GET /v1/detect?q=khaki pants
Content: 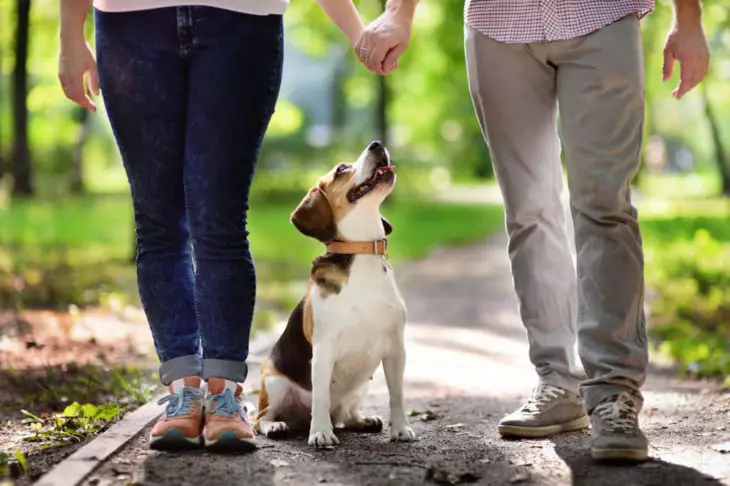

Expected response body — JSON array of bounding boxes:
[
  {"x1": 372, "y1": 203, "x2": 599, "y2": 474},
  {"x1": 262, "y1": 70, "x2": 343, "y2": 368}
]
[{"x1": 465, "y1": 15, "x2": 648, "y2": 413}]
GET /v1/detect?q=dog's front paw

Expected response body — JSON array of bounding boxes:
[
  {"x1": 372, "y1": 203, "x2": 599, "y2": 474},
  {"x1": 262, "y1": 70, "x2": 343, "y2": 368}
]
[
  {"x1": 390, "y1": 423, "x2": 417, "y2": 442},
  {"x1": 262, "y1": 421, "x2": 289, "y2": 439},
  {"x1": 308, "y1": 428, "x2": 340, "y2": 448}
]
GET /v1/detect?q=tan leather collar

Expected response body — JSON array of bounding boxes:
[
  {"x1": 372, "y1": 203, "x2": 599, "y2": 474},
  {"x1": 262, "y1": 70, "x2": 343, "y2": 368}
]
[{"x1": 326, "y1": 239, "x2": 388, "y2": 256}]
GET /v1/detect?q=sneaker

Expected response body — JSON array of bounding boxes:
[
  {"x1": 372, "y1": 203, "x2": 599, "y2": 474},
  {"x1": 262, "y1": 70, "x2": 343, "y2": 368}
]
[
  {"x1": 590, "y1": 392, "x2": 648, "y2": 462},
  {"x1": 498, "y1": 384, "x2": 589, "y2": 438},
  {"x1": 203, "y1": 378, "x2": 257, "y2": 452},
  {"x1": 150, "y1": 376, "x2": 204, "y2": 450}
]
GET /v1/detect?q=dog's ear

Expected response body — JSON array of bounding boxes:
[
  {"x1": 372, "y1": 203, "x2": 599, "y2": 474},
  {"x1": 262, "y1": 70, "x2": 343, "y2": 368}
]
[
  {"x1": 291, "y1": 187, "x2": 336, "y2": 243},
  {"x1": 381, "y1": 215, "x2": 393, "y2": 236}
]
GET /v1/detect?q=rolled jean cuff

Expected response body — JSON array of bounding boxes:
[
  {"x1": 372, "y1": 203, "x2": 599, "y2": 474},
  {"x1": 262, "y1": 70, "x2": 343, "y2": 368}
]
[
  {"x1": 159, "y1": 354, "x2": 202, "y2": 385},
  {"x1": 202, "y1": 359, "x2": 248, "y2": 383}
]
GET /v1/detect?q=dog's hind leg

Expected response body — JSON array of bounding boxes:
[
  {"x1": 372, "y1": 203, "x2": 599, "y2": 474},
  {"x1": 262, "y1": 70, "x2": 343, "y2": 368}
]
[
  {"x1": 256, "y1": 373, "x2": 293, "y2": 439},
  {"x1": 341, "y1": 386, "x2": 383, "y2": 433}
]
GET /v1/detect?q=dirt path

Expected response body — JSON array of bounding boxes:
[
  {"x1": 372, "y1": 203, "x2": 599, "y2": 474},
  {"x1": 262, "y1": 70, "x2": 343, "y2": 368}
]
[{"x1": 81, "y1": 232, "x2": 730, "y2": 486}]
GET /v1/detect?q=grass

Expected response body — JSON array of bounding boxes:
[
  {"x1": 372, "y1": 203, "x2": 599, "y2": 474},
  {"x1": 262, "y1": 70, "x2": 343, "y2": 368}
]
[
  {"x1": 0, "y1": 193, "x2": 504, "y2": 311},
  {"x1": 1, "y1": 363, "x2": 157, "y2": 483},
  {"x1": 20, "y1": 402, "x2": 125, "y2": 450},
  {"x1": 638, "y1": 172, "x2": 730, "y2": 381}
]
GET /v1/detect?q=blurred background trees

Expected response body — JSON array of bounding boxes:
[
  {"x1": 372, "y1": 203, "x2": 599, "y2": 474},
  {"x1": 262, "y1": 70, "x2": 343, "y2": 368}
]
[{"x1": 0, "y1": 0, "x2": 728, "y2": 401}]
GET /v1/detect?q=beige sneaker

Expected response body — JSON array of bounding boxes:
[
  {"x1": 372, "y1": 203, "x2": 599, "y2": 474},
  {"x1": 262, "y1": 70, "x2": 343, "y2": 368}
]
[
  {"x1": 498, "y1": 384, "x2": 589, "y2": 438},
  {"x1": 150, "y1": 376, "x2": 204, "y2": 450},
  {"x1": 203, "y1": 378, "x2": 257, "y2": 452},
  {"x1": 590, "y1": 392, "x2": 648, "y2": 462}
]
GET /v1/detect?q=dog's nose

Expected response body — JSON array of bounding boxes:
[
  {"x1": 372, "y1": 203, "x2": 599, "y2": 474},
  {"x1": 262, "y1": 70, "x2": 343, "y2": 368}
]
[{"x1": 368, "y1": 141, "x2": 382, "y2": 151}]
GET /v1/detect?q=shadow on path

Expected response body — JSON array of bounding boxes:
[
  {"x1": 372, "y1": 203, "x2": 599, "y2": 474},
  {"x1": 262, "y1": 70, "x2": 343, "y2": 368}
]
[
  {"x1": 550, "y1": 433, "x2": 725, "y2": 486},
  {"x1": 119, "y1": 393, "x2": 730, "y2": 486}
]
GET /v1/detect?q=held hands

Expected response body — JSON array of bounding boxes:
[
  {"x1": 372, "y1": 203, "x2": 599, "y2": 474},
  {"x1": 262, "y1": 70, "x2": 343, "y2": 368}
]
[
  {"x1": 58, "y1": 36, "x2": 99, "y2": 112},
  {"x1": 353, "y1": 7, "x2": 413, "y2": 76},
  {"x1": 662, "y1": 16, "x2": 710, "y2": 100}
]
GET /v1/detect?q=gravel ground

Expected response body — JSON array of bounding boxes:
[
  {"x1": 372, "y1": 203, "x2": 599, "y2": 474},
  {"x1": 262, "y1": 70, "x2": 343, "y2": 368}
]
[{"x1": 80, "y1": 234, "x2": 730, "y2": 486}]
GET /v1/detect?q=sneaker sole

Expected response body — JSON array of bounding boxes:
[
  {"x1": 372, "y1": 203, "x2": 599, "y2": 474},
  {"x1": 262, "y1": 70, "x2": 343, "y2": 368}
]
[
  {"x1": 498, "y1": 415, "x2": 590, "y2": 438},
  {"x1": 149, "y1": 429, "x2": 202, "y2": 450},
  {"x1": 205, "y1": 431, "x2": 258, "y2": 453},
  {"x1": 591, "y1": 447, "x2": 649, "y2": 462}
]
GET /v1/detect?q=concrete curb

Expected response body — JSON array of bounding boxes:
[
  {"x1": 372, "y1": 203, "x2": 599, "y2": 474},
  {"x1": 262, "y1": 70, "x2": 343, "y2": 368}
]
[{"x1": 35, "y1": 324, "x2": 283, "y2": 486}]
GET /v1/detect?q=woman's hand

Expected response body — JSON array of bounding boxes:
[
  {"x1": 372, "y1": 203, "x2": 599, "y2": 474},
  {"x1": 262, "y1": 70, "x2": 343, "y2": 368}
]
[{"x1": 58, "y1": 36, "x2": 99, "y2": 112}]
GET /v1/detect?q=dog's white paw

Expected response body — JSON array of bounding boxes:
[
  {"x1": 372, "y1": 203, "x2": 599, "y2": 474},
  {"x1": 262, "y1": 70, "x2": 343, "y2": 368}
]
[
  {"x1": 308, "y1": 428, "x2": 340, "y2": 448},
  {"x1": 390, "y1": 423, "x2": 417, "y2": 442},
  {"x1": 262, "y1": 421, "x2": 289, "y2": 439}
]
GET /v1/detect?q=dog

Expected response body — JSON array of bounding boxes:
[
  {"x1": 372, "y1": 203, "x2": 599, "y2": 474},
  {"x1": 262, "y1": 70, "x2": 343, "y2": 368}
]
[{"x1": 254, "y1": 141, "x2": 416, "y2": 448}]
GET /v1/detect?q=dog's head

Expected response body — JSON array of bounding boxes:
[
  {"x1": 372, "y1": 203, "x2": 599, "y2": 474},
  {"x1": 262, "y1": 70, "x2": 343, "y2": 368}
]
[{"x1": 291, "y1": 141, "x2": 395, "y2": 243}]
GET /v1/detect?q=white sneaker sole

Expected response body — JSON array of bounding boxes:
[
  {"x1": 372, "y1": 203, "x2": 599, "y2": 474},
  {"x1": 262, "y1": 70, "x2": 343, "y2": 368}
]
[
  {"x1": 149, "y1": 429, "x2": 202, "y2": 450},
  {"x1": 498, "y1": 415, "x2": 590, "y2": 438},
  {"x1": 591, "y1": 447, "x2": 649, "y2": 462},
  {"x1": 204, "y1": 431, "x2": 257, "y2": 452}
]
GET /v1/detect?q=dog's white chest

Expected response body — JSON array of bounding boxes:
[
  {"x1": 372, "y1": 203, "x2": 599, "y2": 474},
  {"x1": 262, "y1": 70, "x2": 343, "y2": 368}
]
[{"x1": 311, "y1": 256, "x2": 406, "y2": 386}]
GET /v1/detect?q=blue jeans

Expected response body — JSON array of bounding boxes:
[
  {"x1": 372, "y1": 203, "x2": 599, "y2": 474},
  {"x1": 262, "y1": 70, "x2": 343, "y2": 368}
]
[{"x1": 95, "y1": 7, "x2": 283, "y2": 385}]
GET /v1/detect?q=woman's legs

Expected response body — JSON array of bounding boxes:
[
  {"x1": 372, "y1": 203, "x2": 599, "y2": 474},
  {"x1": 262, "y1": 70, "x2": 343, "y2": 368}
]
[
  {"x1": 182, "y1": 7, "x2": 284, "y2": 384},
  {"x1": 95, "y1": 8, "x2": 201, "y2": 385}
]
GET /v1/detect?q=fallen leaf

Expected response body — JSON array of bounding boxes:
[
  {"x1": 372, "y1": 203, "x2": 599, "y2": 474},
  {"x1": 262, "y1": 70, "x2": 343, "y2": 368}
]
[
  {"x1": 445, "y1": 423, "x2": 464, "y2": 430},
  {"x1": 479, "y1": 458, "x2": 490, "y2": 464},
  {"x1": 419, "y1": 410, "x2": 440, "y2": 422},
  {"x1": 270, "y1": 459, "x2": 289, "y2": 467},
  {"x1": 510, "y1": 472, "x2": 530, "y2": 483}
]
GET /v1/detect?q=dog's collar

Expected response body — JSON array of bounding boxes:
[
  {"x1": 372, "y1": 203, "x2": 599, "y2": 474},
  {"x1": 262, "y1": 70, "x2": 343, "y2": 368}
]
[{"x1": 326, "y1": 239, "x2": 388, "y2": 256}]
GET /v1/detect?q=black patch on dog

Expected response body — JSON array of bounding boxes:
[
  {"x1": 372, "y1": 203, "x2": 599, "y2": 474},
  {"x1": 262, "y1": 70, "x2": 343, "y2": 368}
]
[{"x1": 270, "y1": 299, "x2": 313, "y2": 391}]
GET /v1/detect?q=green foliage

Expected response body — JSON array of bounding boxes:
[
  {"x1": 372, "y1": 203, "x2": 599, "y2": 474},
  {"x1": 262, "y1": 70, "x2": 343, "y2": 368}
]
[
  {"x1": 20, "y1": 401, "x2": 125, "y2": 449},
  {"x1": 0, "y1": 450, "x2": 27, "y2": 480},
  {"x1": 0, "y1": 191, "x2": 504, "y2": 311},
  {"x1": 643, "y1": 212, "x2": 730, "y2": 378},
  {"x1": 4, "y1": 362, "x2": 157, "y2": 413}
]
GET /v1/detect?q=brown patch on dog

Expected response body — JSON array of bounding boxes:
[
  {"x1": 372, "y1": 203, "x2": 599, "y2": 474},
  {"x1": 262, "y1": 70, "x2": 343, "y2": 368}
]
[
  {"x1": 311, "y1": 253, "x2": 354, "y2": 298},
  {"x1": 269, "y1": 299, "x2": 313, "y2": 392},
  {"x1": 303, "y1": 290, "x2": 314, "y2": 343},
  {"x1": 290, "y1": 166, "x2": 361, "y2": 243},
  {"x1": 254, "y1": 358, "x2": 276, "y2": 431},
  {"x1": 291, "y1": 187, "x2": 336, "y2": 243}
]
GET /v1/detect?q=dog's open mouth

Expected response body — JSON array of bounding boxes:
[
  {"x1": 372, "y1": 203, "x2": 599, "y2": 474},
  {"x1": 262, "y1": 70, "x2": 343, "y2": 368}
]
[{"x1": 347, "y1": 165, "x2": 395, "y2": 202}]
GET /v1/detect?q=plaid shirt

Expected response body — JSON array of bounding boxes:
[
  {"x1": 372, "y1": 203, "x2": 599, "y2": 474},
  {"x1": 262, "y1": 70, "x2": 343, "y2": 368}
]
[{"x1": 465, "y1": 0, "x2": 654, "y2": 44}]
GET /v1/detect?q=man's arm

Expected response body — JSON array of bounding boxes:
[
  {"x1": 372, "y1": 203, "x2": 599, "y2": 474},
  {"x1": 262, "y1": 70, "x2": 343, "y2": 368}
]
[
  {"x1": 663, "y1": 0, "x2": 710, "y2": 100},
  {"x1": 355, "y1": 0, "x2": 419, "y2": 75}
]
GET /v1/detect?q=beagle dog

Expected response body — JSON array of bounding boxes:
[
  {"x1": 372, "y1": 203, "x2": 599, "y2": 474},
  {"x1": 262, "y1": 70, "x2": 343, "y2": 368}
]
[{"x1": 254, "y1": 141, "x2": 416, "y2": 448}]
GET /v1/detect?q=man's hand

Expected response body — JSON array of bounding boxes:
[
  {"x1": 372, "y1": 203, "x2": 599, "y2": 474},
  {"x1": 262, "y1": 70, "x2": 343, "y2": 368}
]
[
  {"x1": 354, "y1": 2, "x2": 415, "y2": 76},
  {"x1": 662, "y1": 6, "x2": 710, "y2": 100}
]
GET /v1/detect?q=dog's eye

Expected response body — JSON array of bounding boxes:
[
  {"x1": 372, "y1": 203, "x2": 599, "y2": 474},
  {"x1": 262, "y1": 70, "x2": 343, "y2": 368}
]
[{"x1": 335, "y1": 164, "x2": 350, "y2": 176}]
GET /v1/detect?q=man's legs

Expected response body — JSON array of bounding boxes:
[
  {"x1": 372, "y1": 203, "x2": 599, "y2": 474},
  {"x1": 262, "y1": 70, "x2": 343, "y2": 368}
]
[
  {"x1": 553, "y1": 15, "x2": 649, "y2": 461},
  {"x1": 465, "y1": 25, "x2": 587, "y2": 438}
]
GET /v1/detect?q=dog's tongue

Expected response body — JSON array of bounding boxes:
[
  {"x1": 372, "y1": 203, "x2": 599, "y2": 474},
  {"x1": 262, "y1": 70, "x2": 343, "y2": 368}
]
[{"x1": 377, "y1": 165, "x2": 394, "y2": 174}]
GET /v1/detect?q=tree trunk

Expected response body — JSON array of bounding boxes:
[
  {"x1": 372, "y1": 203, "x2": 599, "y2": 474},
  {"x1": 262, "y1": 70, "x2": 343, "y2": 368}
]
[
  {"x1": 11, "y1": 0, "x2": 33, "y2": 196},
  {"x1": 702, "y1": 87, "x2": 730, "y2": 197},
  {"x1": 330, "y1": 53, "x2": 348, "y2": 138},
  {"x1": 0, "y1": 3, "x2": 5, "y2": 183},
  {"x1": 69, "y1": 107, "x2": 90, "y2": 195}
]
